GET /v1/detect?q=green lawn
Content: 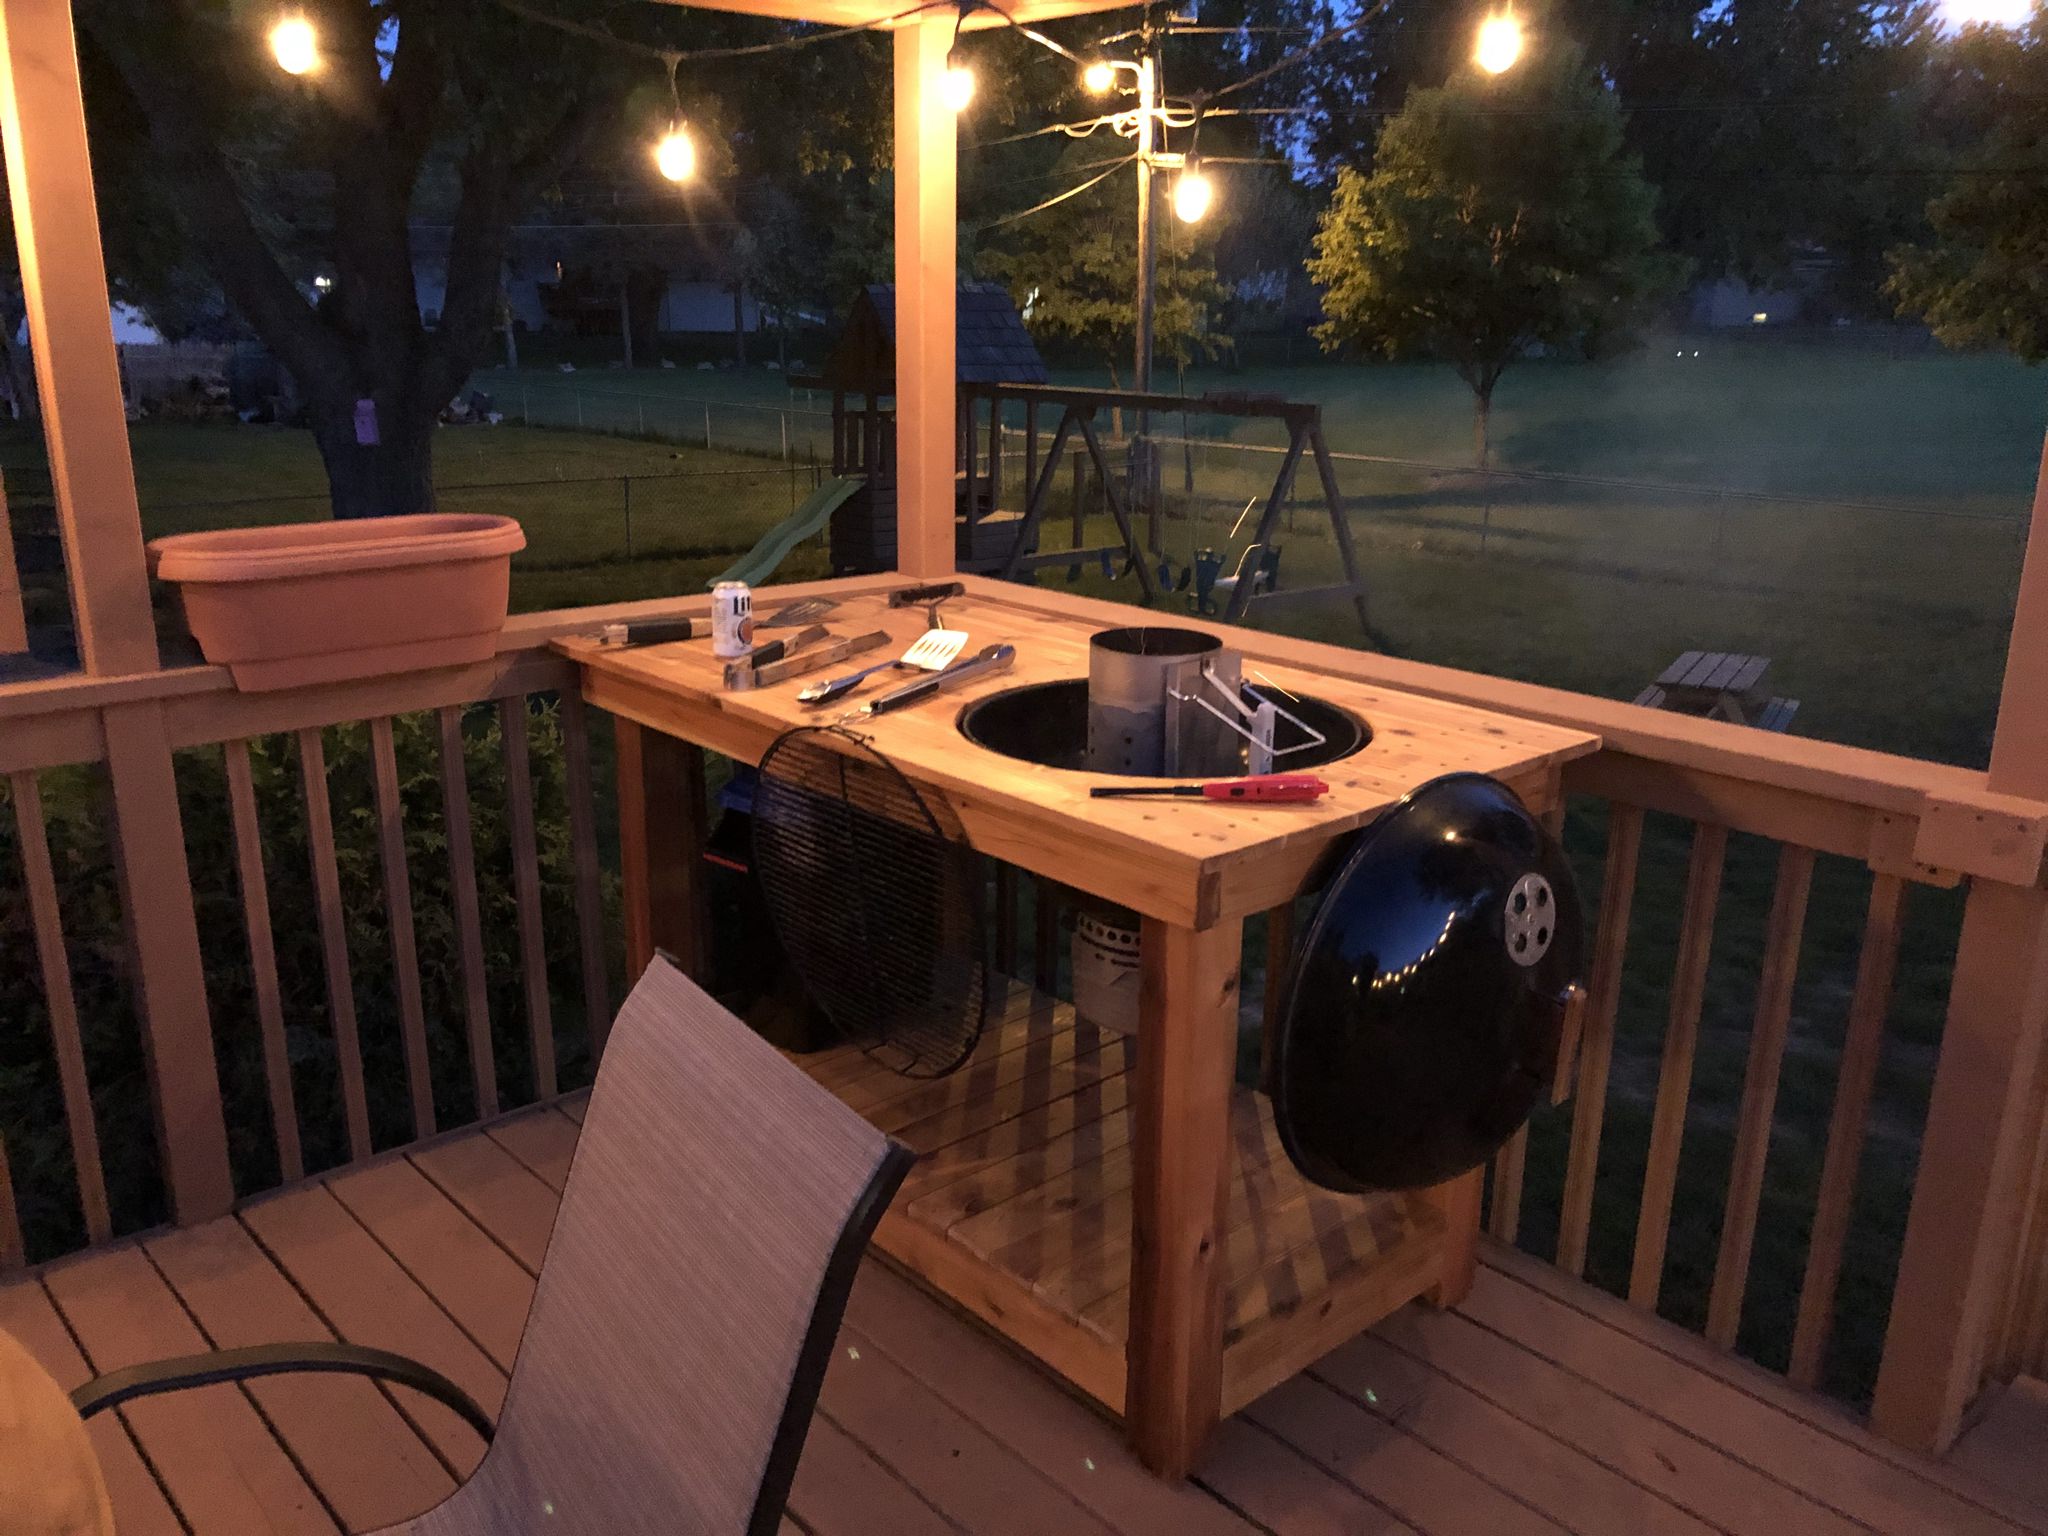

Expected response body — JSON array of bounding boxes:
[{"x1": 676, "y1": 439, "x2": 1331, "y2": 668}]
[{"x1": 1, "y1": 420, "x2": 830, "y2": 621}]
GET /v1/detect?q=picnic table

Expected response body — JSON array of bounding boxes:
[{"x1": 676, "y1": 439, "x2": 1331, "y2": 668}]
[{"x1": 1635, "y1": 651, "x2": 1800, "y2": 732}]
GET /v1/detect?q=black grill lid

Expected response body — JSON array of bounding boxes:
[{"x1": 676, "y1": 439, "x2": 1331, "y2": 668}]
[{"x1": 1270, "y1": 773, "x2": 1585, "y2": 1193}]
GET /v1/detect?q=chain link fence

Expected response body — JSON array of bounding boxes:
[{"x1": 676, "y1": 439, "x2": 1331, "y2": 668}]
[
  {"x1": 140, "y1": 462, "x2": 825, "y2": 570},
  {"x1": 486, "y1": 374, "x2": 836, "y2": 465}
]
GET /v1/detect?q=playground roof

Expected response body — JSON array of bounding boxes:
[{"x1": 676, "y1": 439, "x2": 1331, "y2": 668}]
[{"x1": 819, "y1": 282, "x2": 1049, "y2": 390}]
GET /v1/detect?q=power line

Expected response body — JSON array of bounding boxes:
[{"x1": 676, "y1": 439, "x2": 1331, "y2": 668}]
[{"x1": 977, "y1": 153, "x2": 1135, "y2": 228}]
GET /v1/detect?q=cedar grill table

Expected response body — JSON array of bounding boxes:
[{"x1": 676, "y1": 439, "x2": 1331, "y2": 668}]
[{"x1": 559, "y1": 575, "x2": 1597, "y2": 1477}]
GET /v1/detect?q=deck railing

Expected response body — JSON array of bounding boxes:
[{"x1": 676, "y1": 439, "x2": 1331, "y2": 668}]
[
  {"x1": 0, "y1": 602, "x2": 678, "y2": 1260},
  {"x1": 2, "y1": 576, "x2": 2046, "y2": 1457}
]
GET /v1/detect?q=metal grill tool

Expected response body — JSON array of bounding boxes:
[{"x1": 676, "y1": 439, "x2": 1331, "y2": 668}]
[
  {"x1": 850, "y1": 643, "x2": 1016, "y2": 720},
  {"x1": 798, "y1": 629, "x2": 970, "y2": 708}
]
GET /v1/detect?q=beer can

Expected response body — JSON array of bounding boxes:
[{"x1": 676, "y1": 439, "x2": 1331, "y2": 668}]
[{"x1": 711, "y1": 581, "x2": 753, "y2": 658}]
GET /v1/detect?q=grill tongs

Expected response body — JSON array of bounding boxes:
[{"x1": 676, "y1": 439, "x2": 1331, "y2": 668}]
[{"x1": 849, "y1": 643, "x2": 1016, "y2": 720}]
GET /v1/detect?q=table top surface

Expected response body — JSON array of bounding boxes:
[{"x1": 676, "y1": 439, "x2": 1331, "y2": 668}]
[{"x1": 560, "y1": 578, "x2": 1598, "y2": 924}]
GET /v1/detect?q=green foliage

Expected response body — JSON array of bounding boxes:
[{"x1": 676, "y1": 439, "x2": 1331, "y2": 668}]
[
  {"x1": 1309, "y1": 46, "x2": 1681, "y2": 462},
  {"x1": 0, "y1": 701, "x2": 616, "y2": 1261},
  {"x1": 1888, "y1": 18, "x2": 2048, "y2": 362},
  {"x1": 1555, "y1": 0, "x2": 1941, "y2": 305},
  {"x1": 975, "y1": 143, "x2": 1228, "y2": 381}
]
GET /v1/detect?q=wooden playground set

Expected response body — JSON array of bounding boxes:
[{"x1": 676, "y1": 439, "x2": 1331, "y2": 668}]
[{"x1": 781, "y1": 283, "x2": 1375, "y2": 637}]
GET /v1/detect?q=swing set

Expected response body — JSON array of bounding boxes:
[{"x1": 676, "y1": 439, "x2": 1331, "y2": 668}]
[{"x1": 957, "y1": 381, "x2": 1374, "y2": 638}]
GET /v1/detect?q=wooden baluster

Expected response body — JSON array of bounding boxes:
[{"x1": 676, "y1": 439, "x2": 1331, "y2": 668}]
[
  {"x1": 8, "y1": 769, "x2": 107, "y2": 1241},
  {"x1": 1789, "y1": 872, "x2": 1907, "y2": 1387},
  {"x1": 1033, "y1": 875, "x2": 1059, "y2": 994},
  {"x1": 369, "y1": 717, "x2": 434, "y2": 1141},
  {"x1": 559, "y1": 693, "x2": 613, "y2": 1056},
  {"x1": 436, "y1": 707, "x2": 496, "y2": 1120},
  {"x1": 1629, "y1": 821, "x2": 1730, "y2": 1309},
  {"x1": 222, "y1": 740, "x2": 301, "y2": 1181},
  {"x1": 498, "y1": 697, "x2": 555, "y2": 1100},
  {"x1": 1556, "y1": 802, "x2": 1646, "y2": 1277},
  {"x1": 1707, "y1": 842, "x2": 1818, "y2": 1349},
  {"x1": 298, "y1": 727, "x2": 370, "y2": 1161}
]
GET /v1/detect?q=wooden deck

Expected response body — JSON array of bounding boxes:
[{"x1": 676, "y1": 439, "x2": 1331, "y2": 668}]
[{"x1": 2, "y1": 1099, "x2": 2043, "y2": 1536}]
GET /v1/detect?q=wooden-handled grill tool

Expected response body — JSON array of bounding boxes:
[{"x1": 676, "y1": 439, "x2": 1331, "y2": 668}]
[{"x1": 721, "y1": 624, "x2": 838, "y2": 690}]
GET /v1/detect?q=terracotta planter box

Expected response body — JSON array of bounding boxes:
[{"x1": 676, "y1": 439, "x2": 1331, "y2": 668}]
[{"x1": 149, "y1": 513, "x2": 526, "y2": 692}]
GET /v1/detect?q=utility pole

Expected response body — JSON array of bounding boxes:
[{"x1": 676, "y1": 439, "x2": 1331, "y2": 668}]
[{"x1": 1133, "y1": 28, "x2": 1160, "y2": 552}]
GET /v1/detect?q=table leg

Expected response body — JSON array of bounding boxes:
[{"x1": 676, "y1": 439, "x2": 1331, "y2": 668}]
[
  {"x1": 1424, "y1": 1167, "x2": 1485, "y2": 1308},
  {"x1": 614, "y1": 719, "x2": 708, "y2": 984},
  {"x1": 1127, "y1": 915, "x2": 1242, "y2": 1478}
]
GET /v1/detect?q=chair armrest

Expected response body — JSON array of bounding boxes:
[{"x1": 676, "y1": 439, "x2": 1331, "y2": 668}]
[{"x1": 70, "y1": 1342, "x2": 495, "y2": 1442}]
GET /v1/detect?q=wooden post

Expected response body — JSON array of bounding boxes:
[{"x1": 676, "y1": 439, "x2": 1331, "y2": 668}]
[
  {"x1": 892, "y1": 12, "x2": 957, "y2": 579},
  {"x1": 1874, "y1": 430, "x2": 2048, "y2": 1450},
  {"x1": 0, "y1": 0, "x2": 157, "y2": 674},
  {"x1": 100, "y1": 702, "x2": 232, "y2": 1223},
  {"x1": 1126, "y1": 916, "x2": 1241, "y2": 1478},
  {"x1": 614, "y1": 717, "x2": 707, "y2": 985}
]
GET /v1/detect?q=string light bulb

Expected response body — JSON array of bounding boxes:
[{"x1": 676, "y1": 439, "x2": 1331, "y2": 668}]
[
  {"x1": 1475, "y1": 8, "x2": 1524, "y2": 74},
  {"x1": 1172, "y1": 162, "x2": 1213, "y2": 224},
  {"x1": 269, "y1": 14, "x2": 320, "y2": 75},
  {"x1": 1083, "y1": 60, "x2": 1116, "y2": 93},
  {"x1": 654, "y1": 124, "x2": 697, "y2": 182},
  {"x1": 941, "y1": 56, "x2": 975, "y2": 111},
  {"x1": 1945, "y1": 0, "x2": 2029, "y2": 23}
]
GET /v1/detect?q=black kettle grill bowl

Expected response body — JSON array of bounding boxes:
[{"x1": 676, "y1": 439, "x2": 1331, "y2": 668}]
[{"x1": 1271, "y1": 773, "x2": 1586, "y2": 1194}]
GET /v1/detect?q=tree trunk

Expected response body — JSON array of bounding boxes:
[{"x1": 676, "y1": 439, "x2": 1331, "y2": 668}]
[
  {"x1": 618, "y1": 278, "x2": 634, "y2": 369},
  {"x1": 732, "y1": 282, "x2": 748, "y2": 367},
  {"x1": 308, "y1": 395, "x2": 436, "y2": 519},
  {"x1": 626, "y1": 266, "x2": 664, "y2": 368},
  {"x1": 1473, "y1": 388, "x2": 1493, "y2": 469}
]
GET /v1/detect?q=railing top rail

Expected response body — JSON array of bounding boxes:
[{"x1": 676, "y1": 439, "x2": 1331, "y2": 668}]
[
  {"x1": 948, "y1": 576, "x2": 2048, "y2": 888},
  {"x1": 4, "y1": 572, "x2": 2041, "y2": 885}
]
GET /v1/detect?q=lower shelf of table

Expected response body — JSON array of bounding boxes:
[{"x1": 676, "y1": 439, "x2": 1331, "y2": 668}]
[{"x1": 790, "y1": 981, "x2": 1450, "y2": 1420}]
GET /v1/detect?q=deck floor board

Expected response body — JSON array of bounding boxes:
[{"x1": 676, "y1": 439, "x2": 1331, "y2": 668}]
[{"x1": 3, "y1": 1106, "x2": 2042, "y2": 1536}]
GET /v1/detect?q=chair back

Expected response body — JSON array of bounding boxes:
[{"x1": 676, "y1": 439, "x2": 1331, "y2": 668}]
[{"x1": 417, "y1": 956, "x2": 907, "y2": 1535}]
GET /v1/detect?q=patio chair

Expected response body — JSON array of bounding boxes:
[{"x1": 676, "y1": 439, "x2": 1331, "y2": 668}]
[{"x1": 67, "y1": 955, "x2": 912, "y2": 1535}]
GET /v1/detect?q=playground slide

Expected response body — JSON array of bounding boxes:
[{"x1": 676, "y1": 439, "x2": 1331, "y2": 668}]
[{"x1": 707, "y1": 475, "x2": 864, "y2": 589}]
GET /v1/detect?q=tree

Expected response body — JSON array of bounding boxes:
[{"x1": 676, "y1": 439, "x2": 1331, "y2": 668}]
[
  {"x1": 1887, "y1": 18, "x2": 2048, "y2": 360},
  {"x1": 974, "y1": 142, "x2": 1226, "y2": 385},
  {"x1": 1308, "y1": 46, "x2": 1679, "y2": 465},
  {"x1": 78, "y1": 2, "x2": 631, "y2": 518}
]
